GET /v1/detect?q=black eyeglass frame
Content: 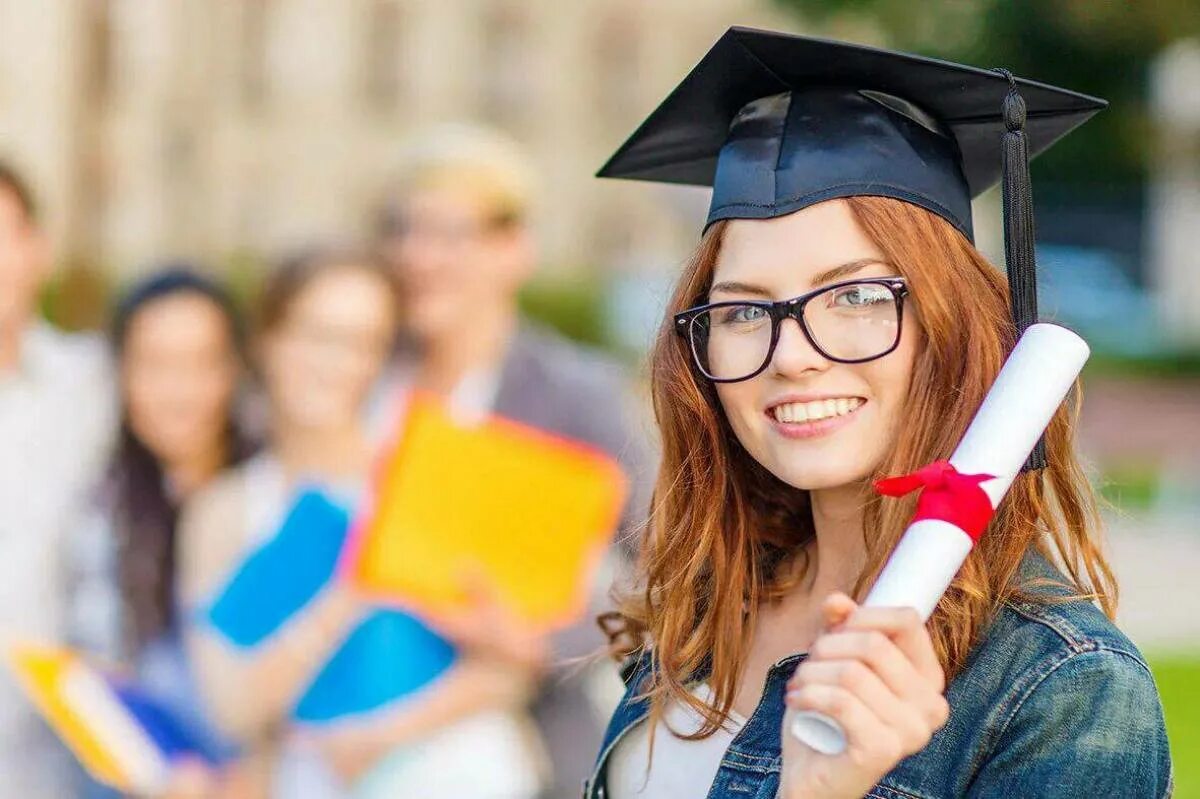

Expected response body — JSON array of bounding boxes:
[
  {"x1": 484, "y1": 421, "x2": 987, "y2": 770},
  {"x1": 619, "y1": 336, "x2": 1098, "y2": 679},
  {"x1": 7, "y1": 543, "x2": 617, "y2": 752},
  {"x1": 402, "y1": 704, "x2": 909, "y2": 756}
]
[{"x1": 673, "y1": 276, "x2": 910, "y2": 383}]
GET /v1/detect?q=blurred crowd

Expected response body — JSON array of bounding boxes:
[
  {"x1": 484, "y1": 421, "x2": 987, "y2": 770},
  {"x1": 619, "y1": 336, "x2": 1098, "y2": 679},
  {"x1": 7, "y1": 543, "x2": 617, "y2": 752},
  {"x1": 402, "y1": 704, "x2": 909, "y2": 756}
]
[{"x1": 0, "y1": 125, "x2": 654, "y2": 798}]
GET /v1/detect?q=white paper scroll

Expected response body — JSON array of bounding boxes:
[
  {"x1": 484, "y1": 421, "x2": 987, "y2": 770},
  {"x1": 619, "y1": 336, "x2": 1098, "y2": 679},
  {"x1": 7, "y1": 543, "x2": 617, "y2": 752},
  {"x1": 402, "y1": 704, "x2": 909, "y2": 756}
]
[{"x1": 790, "y1": 323, "x2": 1090, "y2": 756}]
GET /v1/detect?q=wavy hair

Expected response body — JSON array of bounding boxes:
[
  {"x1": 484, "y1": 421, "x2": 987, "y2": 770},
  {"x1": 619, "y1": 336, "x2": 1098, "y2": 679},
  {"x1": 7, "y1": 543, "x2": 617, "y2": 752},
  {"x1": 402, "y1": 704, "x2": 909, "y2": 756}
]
[{"x1": 606, "y1": 195, "x2": 1116, "y2": 739}]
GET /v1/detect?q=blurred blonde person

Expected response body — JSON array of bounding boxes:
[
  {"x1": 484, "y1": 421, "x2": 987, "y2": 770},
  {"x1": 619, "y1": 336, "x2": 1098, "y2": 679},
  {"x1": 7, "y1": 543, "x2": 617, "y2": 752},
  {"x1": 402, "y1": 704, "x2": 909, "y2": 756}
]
[
  {"x1": 67, "y1": 269, "x2": 261, "y2": 798},
  {"x1": 372, "y1": 125, "x2": 654, "y2": 799},
  {"x1": 180, "y1": 248, "x2": 544, "y2": 798},
  {"x1": 0, "y1": 161, "x2": 115, "y2": 796}
]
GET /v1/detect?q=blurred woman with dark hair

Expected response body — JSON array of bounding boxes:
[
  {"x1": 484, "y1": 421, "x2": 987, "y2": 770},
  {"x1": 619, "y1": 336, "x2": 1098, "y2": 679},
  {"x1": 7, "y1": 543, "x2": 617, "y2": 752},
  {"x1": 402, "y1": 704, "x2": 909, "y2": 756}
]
[{"x1": 68, "y1": 267, "x2": 258, "y2": 797}]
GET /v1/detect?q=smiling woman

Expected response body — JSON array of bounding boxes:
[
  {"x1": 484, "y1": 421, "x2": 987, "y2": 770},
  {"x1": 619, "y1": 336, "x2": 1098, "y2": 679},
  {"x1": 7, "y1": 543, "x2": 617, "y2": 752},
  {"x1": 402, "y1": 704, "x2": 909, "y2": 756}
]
[{"x1": 590, "y1": 26, "x2": 1171, "y2": 799}]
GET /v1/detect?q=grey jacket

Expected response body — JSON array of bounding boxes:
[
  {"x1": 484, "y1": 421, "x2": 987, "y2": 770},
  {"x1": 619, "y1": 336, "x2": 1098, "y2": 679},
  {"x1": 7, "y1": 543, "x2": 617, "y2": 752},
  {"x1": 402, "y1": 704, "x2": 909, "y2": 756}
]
[{"x1": 493, "y1": 322, "x2": 657, "y2": 799}]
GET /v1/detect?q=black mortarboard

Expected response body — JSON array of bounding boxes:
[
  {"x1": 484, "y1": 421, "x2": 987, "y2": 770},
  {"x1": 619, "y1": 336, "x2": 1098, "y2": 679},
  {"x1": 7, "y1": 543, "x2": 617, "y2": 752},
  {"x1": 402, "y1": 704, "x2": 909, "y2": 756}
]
[{"x1": 598, "y1": 27, "x2": 1106, "y2": 470}]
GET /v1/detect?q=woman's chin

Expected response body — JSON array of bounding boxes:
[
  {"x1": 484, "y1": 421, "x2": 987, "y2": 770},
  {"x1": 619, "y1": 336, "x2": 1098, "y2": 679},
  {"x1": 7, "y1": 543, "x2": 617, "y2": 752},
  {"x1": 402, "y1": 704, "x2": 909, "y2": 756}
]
[{"x1": 768, "y1": 458, "x2": 876, "y2": 492}]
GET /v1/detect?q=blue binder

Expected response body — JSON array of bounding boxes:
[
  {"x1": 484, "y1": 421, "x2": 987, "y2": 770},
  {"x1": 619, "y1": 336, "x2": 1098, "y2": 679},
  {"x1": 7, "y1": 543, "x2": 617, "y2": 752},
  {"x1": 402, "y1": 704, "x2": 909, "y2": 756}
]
[
  {"x1": 293, "y1": 609, "x2": 457, "y2": 723},
  {"x1": 204, "y1": 488, "x2": 350, "y2": 648}
]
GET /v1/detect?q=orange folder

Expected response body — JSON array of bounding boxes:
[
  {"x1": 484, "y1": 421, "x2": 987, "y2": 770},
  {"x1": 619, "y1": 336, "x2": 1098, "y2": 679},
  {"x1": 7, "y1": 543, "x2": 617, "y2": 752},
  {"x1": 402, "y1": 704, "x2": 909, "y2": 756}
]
[{"x1": 344, "y1": 394, "x2": 628, "y2": 631}]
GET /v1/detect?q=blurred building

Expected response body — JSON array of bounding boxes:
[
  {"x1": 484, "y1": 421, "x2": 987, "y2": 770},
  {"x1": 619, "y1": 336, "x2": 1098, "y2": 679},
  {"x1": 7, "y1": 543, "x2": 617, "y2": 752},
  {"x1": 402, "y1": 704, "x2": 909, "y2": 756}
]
[
  {"x1": 1149, "y1": 38, "x2": 1200, "y2": 346},
  {"x1": 0, "y1": 0, "x2": 791, "y2": 276}
]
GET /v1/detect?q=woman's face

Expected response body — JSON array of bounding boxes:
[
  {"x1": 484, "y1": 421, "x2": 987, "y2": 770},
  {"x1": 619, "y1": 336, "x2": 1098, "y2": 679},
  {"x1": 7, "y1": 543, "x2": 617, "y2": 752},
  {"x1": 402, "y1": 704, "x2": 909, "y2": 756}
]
[
  {"x1": 382, "y1": 186, "x2": 532, "y2": 347},
  {"x1": 261, "y1": 266, "x2": 397, "y2": 431},
  {"x1": 711, "y1": 200, "x2": 921, "y2": 490},
  {"x1": 122, "y1": 293, "x2": 240, "y2": 467}
]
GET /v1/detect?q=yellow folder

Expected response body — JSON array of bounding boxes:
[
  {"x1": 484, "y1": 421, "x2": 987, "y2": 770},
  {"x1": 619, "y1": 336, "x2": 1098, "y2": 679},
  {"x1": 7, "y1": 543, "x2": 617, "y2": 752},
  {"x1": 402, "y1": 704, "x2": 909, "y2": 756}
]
[
  {"x1": 345, "y1": 394, "x2": 628, "y2": 631},
  {"x1": 4, "y1": 644, "x2": 167, "y2": 793}
]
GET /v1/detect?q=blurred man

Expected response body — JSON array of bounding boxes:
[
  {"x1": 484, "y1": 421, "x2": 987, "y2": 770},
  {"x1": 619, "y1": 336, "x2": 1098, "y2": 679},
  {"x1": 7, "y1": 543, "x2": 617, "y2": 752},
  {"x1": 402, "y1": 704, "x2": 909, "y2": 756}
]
[
  {"x1": 0, "y1": 161, "x2": 114, "y2": 796},
  {"x1": 372, "y1": 125, "x2": 653, "y2": 799}
]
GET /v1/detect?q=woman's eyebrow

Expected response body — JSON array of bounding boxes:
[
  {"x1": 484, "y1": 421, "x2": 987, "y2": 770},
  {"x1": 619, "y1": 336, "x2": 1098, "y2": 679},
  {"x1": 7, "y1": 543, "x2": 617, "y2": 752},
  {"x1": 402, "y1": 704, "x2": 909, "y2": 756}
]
[
  {"x1": 709, "y1": 280, "x2": 772, "y2": 297},
  {"x1": 709, "y1": 259, "x2": 892, "y2": 298},
  {"x1": 810, "y1": 258, "x2": 891, "y2": 287}
]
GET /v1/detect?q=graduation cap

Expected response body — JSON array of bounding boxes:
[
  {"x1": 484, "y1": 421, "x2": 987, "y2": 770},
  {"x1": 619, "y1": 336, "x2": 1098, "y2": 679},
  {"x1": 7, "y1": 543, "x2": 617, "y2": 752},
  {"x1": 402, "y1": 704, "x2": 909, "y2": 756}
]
[{"x1": 598, "y1": 27, "x2": 1106, "y2": 470}]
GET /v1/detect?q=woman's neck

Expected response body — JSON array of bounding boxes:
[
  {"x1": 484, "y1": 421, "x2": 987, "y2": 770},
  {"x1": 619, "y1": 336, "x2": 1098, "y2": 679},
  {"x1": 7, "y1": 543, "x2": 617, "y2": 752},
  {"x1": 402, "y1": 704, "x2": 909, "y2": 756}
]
[
  {"x1": 416, "y1": 301, "x2": 516, "y2": 396},
  {"x1": 805, "y1": 481, "x2": 871, "y2": 599},
  {"x1": 271, "y1": 418, "x2": 371, "y2": 483},
  {"x1": 734, "y1": 482, "x2": 873, "y2": 714},
  {"x1": 163, "y1": 439, "x2": 228, "y2": 499}
]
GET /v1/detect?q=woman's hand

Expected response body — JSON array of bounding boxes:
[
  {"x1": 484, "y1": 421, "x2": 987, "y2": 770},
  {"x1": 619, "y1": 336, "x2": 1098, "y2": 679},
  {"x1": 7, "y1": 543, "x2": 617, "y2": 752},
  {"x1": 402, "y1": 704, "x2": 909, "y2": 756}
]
[
  {"x1": 780, "y1": 593, "x2": 950, "y2": 799},
  {"x1": 153, "y1": 759, "x2": 216, "y2": 799},
  {"x1": 152, "y1": 758, "x2": 267, "y2": 799},
  {"x1": 434, "y1": 565, "x2": 549, "y2": 672}
]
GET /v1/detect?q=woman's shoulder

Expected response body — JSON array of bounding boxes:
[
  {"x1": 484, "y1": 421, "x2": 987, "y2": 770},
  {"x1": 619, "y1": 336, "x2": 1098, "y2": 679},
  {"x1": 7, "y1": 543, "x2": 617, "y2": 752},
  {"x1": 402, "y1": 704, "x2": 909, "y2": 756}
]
[
  {"x1": 183, "y1": 467, "x2": 248, "y2": 525},
  {"x1": 899, "y1": 558, "x2": 1173, "y2": 798},
  {"x1": 176, "y1": 463, "x2": 261, "y2": 603},
  {"x1": 959, "y1": 545, "x2": 1157, "y2": 725},
  {"x1": 183, "y1": 453, "x2": 278, "y2": 520},
  {"x1": 988, "y1": 591, "x2": 1149, "y2": 676},
  {"x1": 879, "y1": 589, "x2": 1173, "y2": 799},
  {"x1": 978, "y1": 592, "x2": 1161, "y2": 731}
]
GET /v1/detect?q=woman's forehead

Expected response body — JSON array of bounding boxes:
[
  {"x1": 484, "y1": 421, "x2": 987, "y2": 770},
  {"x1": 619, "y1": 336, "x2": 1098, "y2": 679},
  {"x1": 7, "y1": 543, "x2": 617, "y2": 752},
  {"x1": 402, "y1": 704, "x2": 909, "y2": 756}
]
[{"x1": 713, "y1": 201, "x2": 889, "y2": 292}]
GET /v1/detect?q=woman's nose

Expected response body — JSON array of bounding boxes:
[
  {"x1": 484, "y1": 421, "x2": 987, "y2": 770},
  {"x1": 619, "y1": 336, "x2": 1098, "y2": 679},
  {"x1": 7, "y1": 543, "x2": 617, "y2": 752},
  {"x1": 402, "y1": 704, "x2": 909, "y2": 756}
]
[{"x1": 769, "y1": 316, "x2": 831, "y2": 377}]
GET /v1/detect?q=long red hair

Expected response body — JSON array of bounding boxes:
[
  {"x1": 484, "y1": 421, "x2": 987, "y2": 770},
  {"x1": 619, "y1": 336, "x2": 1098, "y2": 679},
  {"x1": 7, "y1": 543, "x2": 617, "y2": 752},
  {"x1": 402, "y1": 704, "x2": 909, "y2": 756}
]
[{"x1": 606, "y1": 195, "x2": 1116, "y2": 738}]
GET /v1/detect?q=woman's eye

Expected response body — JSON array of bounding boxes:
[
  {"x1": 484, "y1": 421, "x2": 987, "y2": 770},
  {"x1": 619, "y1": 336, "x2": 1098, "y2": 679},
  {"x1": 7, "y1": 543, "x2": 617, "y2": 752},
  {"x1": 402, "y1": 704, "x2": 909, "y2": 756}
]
[
  {"x1": 721, "y1": 305, "x2": 767, "y2": 324},
  {"x1": 832, "y1": 285, "x2": 890, "y2": 307}
]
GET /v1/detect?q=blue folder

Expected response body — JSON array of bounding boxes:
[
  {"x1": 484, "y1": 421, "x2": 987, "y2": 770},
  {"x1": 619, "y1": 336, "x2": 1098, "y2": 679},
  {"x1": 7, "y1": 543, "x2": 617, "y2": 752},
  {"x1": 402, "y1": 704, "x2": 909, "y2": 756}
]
[
  {"x1": 293, "y1": 609, "x2": 457, "y2": 724},
  {"x1": 205, "y1": 488, "x2": 350, "y2": 648},
  {"x1": 109, "y1": 680, "x2": 224, "y2": 764}
]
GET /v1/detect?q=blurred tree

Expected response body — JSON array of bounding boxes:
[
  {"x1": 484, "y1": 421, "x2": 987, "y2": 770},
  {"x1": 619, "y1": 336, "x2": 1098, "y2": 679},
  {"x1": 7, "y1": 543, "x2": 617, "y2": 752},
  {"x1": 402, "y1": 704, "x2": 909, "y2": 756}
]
[
  {"x1": 41, "y1": 258, "x2": 112, "y2": 332},
  {"x1": 773, "y1": 0, "x2": 1200, "y2": 186},
  {"x1": 518, "y1": 273, "x2": 614, "y2": 351}
]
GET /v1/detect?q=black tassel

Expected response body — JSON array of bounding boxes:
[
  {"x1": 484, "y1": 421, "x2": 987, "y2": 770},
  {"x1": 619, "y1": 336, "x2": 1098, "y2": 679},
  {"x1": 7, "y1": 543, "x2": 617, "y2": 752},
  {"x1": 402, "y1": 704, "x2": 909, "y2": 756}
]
[{"x1": 995, "y1": 68, "x2": 1046, "y2": 471}]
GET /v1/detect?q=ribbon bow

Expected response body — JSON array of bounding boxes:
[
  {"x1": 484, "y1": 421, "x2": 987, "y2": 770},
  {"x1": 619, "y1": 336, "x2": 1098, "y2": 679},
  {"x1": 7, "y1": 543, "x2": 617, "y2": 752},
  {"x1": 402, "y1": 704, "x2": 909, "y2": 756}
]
[{"x1": 874, "y1": 460, "x2": 997, "y2": 542}]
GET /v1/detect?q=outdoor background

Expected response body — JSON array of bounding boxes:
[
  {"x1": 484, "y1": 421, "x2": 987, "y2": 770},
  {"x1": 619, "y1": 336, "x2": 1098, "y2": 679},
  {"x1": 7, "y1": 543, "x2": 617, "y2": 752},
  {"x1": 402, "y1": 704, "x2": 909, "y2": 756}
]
[{"x1": 2, "y1": 0, "x2": 1198, "y2": 793}]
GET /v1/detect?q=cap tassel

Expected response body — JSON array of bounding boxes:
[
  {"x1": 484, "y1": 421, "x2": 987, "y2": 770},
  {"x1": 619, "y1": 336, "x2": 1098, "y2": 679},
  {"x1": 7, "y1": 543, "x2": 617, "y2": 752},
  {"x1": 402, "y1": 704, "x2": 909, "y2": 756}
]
[{"x1": 995, "y1": 68, "x2": 1046, "y2": 472}]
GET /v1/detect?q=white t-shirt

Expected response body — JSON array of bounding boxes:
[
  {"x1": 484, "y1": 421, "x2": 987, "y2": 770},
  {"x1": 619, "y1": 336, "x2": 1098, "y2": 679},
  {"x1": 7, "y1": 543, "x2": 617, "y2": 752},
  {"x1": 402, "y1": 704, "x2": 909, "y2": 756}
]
[
  {"x1": 607, "y1": 683, "x2": 746, "y2": 799},
  {"x1": 0, "y1": 323, "x2": 115, "y2": 796}
]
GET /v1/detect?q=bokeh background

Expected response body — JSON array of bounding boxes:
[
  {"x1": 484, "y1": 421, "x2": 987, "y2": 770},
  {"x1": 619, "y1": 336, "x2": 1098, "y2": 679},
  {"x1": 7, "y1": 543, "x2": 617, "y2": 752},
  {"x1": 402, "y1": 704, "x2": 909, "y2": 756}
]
[{"x1": 2, "y1": 0, "x2": 1198, "y2": 793}]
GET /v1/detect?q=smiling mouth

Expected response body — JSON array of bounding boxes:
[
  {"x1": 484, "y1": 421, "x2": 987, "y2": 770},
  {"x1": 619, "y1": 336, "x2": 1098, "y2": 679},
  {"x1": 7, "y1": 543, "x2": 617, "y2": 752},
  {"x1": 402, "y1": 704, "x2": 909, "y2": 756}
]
[{"x1": 768, "y1": 397, "x2": 865, "y2": 424}]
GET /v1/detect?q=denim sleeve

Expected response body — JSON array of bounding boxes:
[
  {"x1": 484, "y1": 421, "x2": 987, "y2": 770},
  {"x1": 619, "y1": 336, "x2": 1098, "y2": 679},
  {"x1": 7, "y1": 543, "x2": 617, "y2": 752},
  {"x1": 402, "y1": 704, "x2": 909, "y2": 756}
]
[{"x1": 968, "y1": 649, "x2": 1173, "y2": 798}]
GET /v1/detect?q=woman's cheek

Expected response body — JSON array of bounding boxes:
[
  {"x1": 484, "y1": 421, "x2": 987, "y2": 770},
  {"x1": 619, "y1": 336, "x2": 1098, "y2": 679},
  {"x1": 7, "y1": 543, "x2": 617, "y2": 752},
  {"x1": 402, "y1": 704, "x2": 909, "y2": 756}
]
[{"x1": 716, "y1": 385, "x2": 761, "y2": 449}]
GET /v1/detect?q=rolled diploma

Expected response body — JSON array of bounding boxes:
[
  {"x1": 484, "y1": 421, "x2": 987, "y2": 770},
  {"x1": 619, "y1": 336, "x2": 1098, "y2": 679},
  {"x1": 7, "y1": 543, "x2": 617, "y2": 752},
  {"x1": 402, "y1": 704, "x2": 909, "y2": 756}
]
[{"x1": 790, "y1": 323, "x2": 1090, "y2": 755}]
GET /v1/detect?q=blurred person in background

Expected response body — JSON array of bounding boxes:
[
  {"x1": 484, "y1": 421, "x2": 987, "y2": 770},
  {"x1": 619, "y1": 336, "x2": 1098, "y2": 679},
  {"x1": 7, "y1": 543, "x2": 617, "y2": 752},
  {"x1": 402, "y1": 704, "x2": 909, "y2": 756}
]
[
  {"x1": 373, "y1": 124, "x2": 654, "y2": 799},
  {"x1": 180, "y1": 247, "x2": 545, "y2": 798},
  {"x1": 67, "y1": 268, "x2": 258, "y2": 798},
  {"x1": 0, "y1": 160, "x2": 115, "y2": 797}
]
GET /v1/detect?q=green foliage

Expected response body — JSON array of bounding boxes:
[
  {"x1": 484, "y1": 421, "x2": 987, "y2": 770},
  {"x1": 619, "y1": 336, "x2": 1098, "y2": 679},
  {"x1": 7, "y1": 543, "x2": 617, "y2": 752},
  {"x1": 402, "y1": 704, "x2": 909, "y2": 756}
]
[
  {"x1": 1084, "y1": 349, "x2": 1200, "y2": 379},
  {"x1": 517, "y1": 272, "x2": 614, "y2": 350},
  {"x1": 1148, "y1": 652, "x2": 1200, "y2": 797},
  {"x1": 1097, "y1": 462, "x2": 1160, "y2": 512},
  {"x1": 772, "y1": 0, "x2": 1200, "y2": 185},
  {"x1": 40, "y1": 258, "x2": 112, "y2": 332}
]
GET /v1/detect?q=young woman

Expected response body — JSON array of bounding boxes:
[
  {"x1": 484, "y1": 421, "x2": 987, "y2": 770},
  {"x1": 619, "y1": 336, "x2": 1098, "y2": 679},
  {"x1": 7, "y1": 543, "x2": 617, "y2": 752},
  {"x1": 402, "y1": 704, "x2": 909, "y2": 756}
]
[
  {"x1": 179, "y1": 248, "x2": 545, "y2": 798},
  {"x1": 68, "y1": 268, "x2": 257, "y2": 798},
  {"x1": 588, "y1": 29, "x2": 1172, "y2": 799}
]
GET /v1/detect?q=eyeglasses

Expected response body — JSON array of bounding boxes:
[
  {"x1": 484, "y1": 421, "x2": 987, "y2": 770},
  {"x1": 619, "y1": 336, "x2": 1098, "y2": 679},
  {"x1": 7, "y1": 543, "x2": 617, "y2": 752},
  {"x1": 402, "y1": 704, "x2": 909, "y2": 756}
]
[{"x1": 674, "y1": 277, "x2": 910, "y2": 383}]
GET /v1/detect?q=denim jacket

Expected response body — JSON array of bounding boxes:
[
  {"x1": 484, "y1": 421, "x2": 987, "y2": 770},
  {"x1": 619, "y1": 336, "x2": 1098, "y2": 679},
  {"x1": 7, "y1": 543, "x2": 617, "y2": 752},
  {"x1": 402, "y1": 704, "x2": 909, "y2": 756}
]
[{"x1": 585, "y1": 553, "x2": 1172, "y2": 798}]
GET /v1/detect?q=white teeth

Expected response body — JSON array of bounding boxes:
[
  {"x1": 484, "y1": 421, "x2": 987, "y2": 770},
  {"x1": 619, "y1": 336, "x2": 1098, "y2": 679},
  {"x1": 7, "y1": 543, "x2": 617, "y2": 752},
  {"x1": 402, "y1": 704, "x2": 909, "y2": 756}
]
[{"x1": 772, "y1": 397, "x2": 863, "y2": 424}]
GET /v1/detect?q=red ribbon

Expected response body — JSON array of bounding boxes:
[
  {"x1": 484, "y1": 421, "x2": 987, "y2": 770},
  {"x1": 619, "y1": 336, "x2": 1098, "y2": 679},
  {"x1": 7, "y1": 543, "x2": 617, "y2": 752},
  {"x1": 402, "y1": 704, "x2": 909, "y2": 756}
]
[{"x1": 873, "y1": 460, "x2": 997, "y2": 543}]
